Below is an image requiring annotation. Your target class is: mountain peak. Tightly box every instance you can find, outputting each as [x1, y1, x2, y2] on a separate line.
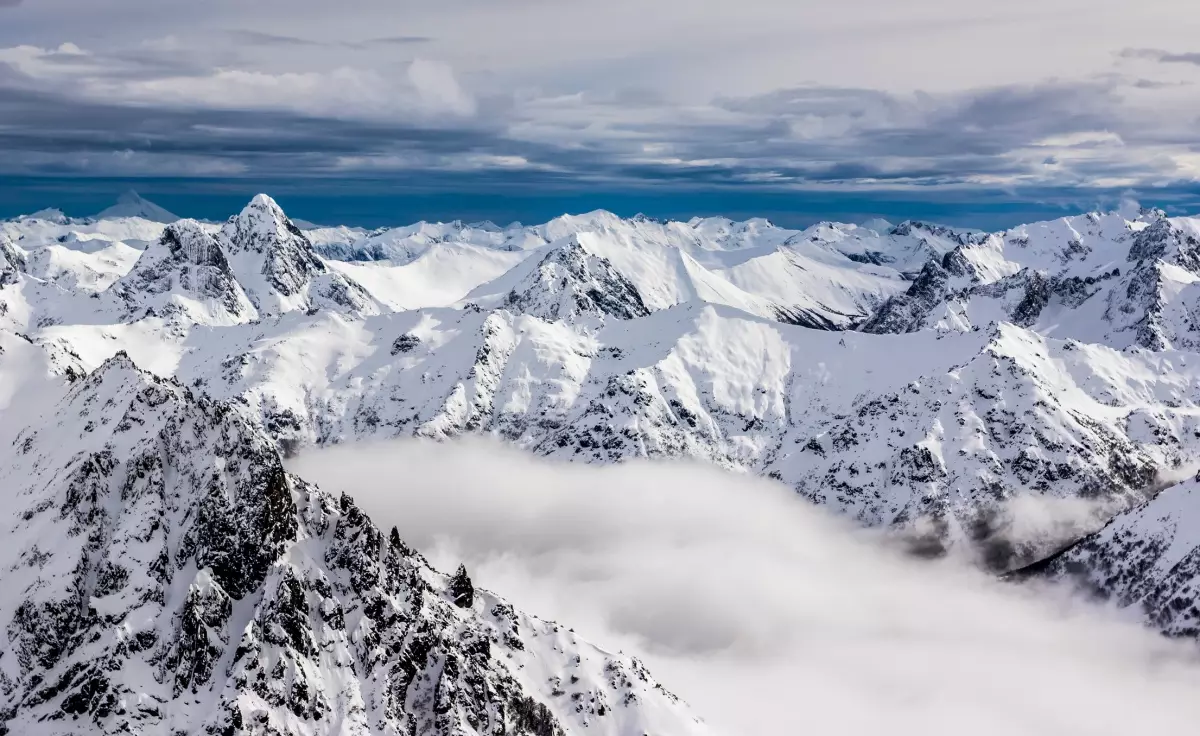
[216, 195, 382, 318]
[224, 194, 306, 254]
[111, 219, 258, 325]
[22, 207, 68, 223]
[95, 190, 179, 223]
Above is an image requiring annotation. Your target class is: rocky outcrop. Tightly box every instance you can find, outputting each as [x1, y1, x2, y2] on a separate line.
[221, 195, 382, 318]
[109, 220, 257, 324]
[859, 259, 952, 334]
[503, 237, 650, 326]
[0, 353, 708, 735]
[0, 235, 26, 287]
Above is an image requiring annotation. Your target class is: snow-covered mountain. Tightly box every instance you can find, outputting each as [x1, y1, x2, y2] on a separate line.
[94, 191, 180, 224]
[1035, 473, 1200, 638]
[9, 190, 1200, 726]
[0, 348, 710, 734]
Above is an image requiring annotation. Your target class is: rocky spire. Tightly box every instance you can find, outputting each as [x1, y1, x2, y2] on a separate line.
[110, 219, 258, 324]
[449, 563, 475, 608]
[219, 194, 382, 318]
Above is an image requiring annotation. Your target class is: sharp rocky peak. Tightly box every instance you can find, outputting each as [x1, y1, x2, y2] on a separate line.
[222, 194, 312, 255]
[109, 220, 257, 325]
[502, 235, 651, 326]
[215, 195, 381, 318]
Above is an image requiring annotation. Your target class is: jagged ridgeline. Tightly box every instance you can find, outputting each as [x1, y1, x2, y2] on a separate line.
[0, 353, 709, 735]
[7, 194, 1200, 648]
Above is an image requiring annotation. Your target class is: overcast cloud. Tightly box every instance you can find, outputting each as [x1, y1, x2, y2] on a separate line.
[290, 439, 1200, 736]
[2, 0, 1200, 221]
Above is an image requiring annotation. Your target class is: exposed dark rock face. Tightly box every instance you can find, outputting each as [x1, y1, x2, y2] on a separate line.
[859, 260, 951, 334]
[109, 220, 256, 322]
[0, 353, 702, 735]
[0, 235, 26, 287]
[503, 238, 651, 326]
[449, 564, 475, 609]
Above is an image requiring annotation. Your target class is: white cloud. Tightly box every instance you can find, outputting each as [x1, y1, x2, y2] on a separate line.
[0, 42, 477, 122]
[407, 58, 476, 116]
[290, 438, 1200, 736]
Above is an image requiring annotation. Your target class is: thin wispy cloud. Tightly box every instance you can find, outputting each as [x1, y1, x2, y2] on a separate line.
[1121, 48, 1200, 67]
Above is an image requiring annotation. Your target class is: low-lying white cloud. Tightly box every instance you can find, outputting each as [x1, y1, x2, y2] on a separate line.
[290, 438, 1200, 736]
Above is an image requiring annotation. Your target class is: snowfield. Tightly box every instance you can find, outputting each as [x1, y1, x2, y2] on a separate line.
[7, 192, 1200, 732]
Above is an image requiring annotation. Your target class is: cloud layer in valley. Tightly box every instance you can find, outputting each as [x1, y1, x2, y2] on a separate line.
[290, 439, 1200, 736]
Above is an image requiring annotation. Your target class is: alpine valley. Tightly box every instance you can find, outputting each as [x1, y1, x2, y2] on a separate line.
[7, 191, 1200, 732]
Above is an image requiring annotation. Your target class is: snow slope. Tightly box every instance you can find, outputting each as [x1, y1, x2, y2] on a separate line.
[94, 191, 180, 223]
[9, 193, 1200, 650]
[0, 351, 710, 735]
[1039, 474, 1200, 638]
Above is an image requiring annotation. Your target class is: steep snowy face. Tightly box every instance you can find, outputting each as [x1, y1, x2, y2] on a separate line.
[221, 195, 382, 318]
[500, 236, 652, 327]
[109, 220, 258, 325]
[1039, 475, 1200, 638]
[0, 353, 710, 736]
[0, 235, 26, 287]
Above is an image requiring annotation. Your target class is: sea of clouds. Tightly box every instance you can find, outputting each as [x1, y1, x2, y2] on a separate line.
[290, 438, 1200, 736]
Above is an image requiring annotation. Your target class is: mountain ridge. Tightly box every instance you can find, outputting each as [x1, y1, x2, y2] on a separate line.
[0, 349, 710, 735]
[6, 192, 1200, 689]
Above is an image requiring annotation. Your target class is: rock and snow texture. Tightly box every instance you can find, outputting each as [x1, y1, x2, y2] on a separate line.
[109, 220, 258, 325]
[219, 195, 384, 319]
[11, 194, 1200, 642]
[1037, 474, 1200, 638]
[0, 352, 709, 735]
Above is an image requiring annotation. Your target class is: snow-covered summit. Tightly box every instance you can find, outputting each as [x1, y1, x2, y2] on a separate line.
[94, 190, 179, 223]
[217, 195, 383, 319]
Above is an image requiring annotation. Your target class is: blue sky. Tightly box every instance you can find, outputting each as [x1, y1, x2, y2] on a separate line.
[3, 0, 1200, 227]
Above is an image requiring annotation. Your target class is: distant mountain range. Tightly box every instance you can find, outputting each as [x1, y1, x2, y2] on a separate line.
[94, 191, 180, 223]
[5, 192, 1200, 731]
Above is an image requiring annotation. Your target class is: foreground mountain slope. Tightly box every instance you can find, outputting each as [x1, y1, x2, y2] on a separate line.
[0, 351, 710, 736]
[1037, 474, 1200, 639]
